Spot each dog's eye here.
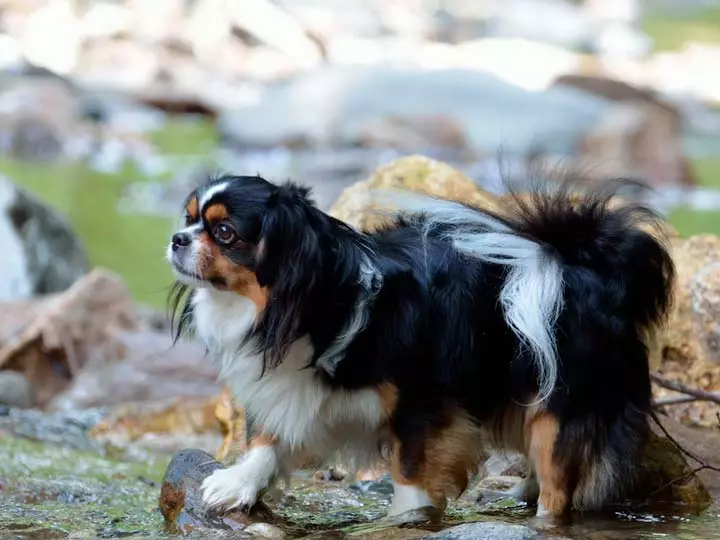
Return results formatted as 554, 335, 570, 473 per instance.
212, 223, 237, 245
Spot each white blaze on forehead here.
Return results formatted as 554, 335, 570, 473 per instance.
200, 181, 230, 210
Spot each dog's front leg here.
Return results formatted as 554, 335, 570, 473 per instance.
202, 429, 288, 513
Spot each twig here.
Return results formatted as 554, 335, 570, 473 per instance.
650, 373, 720, 406
653, 395, 720, 407
648, 463, 717, 498
649, 409, 720, 477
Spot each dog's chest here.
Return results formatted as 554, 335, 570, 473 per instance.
193, 290, 386, 456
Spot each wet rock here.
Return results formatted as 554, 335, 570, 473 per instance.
633, 426, 712, 507
349, 474, 394, 496
159, 448, 277, 535
420, 522, 541, 540
0, 269, 134, 407
0, 370, 34, 409
50, 330, 221, 411
0, 174, 89, 302
244, 522, 286, 538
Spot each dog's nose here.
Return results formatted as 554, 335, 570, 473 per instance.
172, 232, 191, 251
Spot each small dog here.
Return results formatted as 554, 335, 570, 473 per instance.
167, 173, 674, 523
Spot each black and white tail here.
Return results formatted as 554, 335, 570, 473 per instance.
374, 177, 675, 402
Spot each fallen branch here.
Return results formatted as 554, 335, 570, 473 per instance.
649, 409, 720, 477
650, 373, 720, 406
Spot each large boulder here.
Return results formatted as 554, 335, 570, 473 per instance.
552, 74, 694, 188
218, 64, 611, 156
0, 174, 89, 301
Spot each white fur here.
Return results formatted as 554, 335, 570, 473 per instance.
192, 288, 388, 509
166, 223, 207, 287
388, 484, 435, 517
202, 445, 280, 511
373, 189, 564, 403
315, 257, 383, 376
200, 181, 229, 207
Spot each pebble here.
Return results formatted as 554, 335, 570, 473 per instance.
420, 522, 542, 540
0, 370, 34, 409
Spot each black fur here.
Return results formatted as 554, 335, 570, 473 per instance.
168, 173, 674, 510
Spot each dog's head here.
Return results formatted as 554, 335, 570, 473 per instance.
167, 174, 326, 355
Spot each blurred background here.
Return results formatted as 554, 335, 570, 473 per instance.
3, 2, 720, 536
2, 0, 720, 310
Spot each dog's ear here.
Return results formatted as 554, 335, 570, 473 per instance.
255, 184, 320, 288
253, 184, 322, 364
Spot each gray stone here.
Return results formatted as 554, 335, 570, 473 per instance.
218, 65, 611, 157
0, 370, 34, 409
420, 522, 542, 540
0, 174, 89, 301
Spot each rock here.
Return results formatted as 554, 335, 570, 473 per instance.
420, 522, 541, 540
0, 174, 89, 302
0, 269, 134, 407
49, 330, 222, 411
345, 114, 470, 152
244, 522, 286, 539
552, 74, 693, 188
89, 396, 224, 455
219, 65, 612, 156
661, 235, 720, 368
0, 370, 34, 408
159, 448, 277, 535
328, 154, 501, 232
633, 425, 712, 507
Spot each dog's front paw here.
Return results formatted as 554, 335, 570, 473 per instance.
201, 446, 280, 513
201, 467, 262, 513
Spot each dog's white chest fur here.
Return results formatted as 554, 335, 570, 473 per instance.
192, 289, 386, 465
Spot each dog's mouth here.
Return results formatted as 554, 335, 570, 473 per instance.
172, 263, 205, 282
173, 262, 228, 289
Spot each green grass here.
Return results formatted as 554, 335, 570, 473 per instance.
668, 157, 720, 237
2, 113, 719, 309
0, 157, 176, 308
0, 119, 216, 309
642, 7, 720, 52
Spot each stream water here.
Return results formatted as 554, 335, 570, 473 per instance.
1, 408, 719, 540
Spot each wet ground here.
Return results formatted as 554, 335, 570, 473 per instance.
1, 408, 719, 540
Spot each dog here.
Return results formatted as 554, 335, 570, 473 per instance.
166, 173, 674, 523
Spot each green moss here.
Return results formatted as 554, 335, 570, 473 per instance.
0, 435, 168, 536
149, 117, 218, 156
643, 8, 720, 52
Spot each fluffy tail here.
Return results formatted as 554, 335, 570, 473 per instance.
374, 177, 675, 402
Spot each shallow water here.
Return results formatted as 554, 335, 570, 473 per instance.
2, 417, 719, 540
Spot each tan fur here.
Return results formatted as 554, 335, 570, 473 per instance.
249, 431, 279, 449
186, 195, 199, 222
195, 233, 269, 313
526, 412, 569, 517
391, 410, 483, 509
377, 382, 398, 421
204, 202, 231, 223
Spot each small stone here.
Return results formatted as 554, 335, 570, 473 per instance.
244, 522, 286, 539
420, 522, 541, 540
348, 474, 394, 495
0, 370, 34, 409
159, 448, 277, 534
